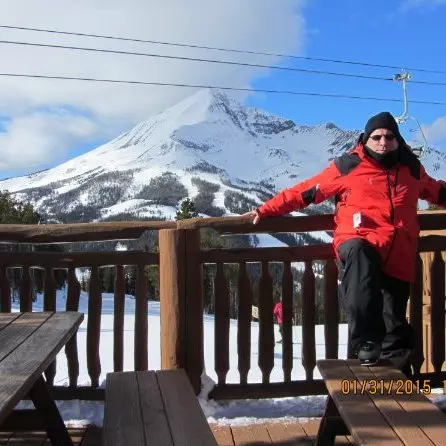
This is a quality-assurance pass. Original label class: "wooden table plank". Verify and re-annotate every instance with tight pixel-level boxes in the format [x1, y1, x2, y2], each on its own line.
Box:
[157, 369, 217, 446]
[104, 372, 151, 446]
[348, 361, 435, 446]
[0, 312, 83, 425]
[367, 363, 446, 446]
[0, 313, 51, 362]
[231, 425, 272, 445]
[0, 313, 21, 332]
[210, 425, 234, 446]
[137, 371, 174, 446]
[317, 359, 404, 445]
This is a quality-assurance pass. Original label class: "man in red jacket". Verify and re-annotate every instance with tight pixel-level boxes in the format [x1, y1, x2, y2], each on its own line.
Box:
[243, 112, 446, 372]
[273, 300, 283, 343]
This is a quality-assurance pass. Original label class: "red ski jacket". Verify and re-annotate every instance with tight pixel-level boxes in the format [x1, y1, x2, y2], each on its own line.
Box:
[257, 143, 446, 282]
[273, 302, 283, 324]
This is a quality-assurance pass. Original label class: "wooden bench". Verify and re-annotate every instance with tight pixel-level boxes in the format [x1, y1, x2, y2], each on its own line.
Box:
[316, 359, 446, 445]
[103, 369, 217, 446]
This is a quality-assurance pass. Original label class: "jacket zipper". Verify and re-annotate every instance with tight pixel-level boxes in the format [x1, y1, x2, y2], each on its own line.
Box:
[386, 170, 395, 224]
[383, 169, 398, 267]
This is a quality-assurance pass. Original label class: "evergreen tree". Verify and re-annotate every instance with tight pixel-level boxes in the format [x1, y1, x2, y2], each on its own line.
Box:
[103, 267, 115, 293]
[176, 198, 198, 220]
[80, 275, 88, 292]
[0, 191, 41, 308]
[125, 266, 137, 295]
[146, 265, 160, 300]
[0, 190, 41, 224]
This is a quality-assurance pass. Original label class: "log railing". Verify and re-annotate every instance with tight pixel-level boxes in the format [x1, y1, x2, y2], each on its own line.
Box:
[200, 236, 446, 400]
[0, 211, 445, 401]
[0, 250, 158, 397]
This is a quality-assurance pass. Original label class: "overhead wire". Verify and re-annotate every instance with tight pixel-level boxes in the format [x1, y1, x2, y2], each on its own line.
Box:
[0, 39, 396, 83]
[1, 72, 445, 106]
[0, 26, 445, 106]
[1, 23, 445, 75]
[1, 39, 446, 87]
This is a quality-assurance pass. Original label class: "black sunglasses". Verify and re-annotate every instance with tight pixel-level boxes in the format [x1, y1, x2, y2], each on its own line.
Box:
[369, 134, 396, 142]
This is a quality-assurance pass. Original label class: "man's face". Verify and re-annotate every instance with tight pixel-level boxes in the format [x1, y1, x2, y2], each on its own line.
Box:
[366, 128, 399, 154]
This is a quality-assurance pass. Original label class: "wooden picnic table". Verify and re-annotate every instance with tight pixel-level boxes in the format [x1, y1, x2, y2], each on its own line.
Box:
[0, 311, 84, 446]
[317, 359, 446, 445]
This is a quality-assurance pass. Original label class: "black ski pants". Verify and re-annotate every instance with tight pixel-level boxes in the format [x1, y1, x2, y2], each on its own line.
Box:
[338, 238, 415, 356]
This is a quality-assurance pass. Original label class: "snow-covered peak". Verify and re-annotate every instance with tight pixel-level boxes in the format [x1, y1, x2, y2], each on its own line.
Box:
[2, 88, 445, 235]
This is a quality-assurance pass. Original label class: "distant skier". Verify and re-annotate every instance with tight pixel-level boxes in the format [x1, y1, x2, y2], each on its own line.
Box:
[243, 112, 446, 373]
[273, 300, 283, 343]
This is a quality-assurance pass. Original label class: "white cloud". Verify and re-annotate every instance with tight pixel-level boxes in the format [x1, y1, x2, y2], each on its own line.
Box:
[0, 0, 306, 173]
[421, 116, 446, 143]
[0, 110, 106, 170]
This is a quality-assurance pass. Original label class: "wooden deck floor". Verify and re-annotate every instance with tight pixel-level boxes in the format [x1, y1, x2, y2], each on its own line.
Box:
[0, 420, 355, 445]
[210, 420, 353, 445]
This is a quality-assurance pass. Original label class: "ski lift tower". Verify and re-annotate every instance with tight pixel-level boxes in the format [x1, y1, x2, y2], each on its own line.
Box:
[393, 71, 428, 157]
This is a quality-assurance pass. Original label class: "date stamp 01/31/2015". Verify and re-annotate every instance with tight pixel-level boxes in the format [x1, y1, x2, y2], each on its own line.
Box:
[340, 379, 446, 396]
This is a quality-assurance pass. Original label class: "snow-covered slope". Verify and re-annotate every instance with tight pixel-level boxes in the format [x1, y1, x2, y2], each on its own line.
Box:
[2, 89, 445, 242]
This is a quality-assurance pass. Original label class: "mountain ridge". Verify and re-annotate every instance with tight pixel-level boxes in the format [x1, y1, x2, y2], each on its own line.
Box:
[2, 89, 445, 242]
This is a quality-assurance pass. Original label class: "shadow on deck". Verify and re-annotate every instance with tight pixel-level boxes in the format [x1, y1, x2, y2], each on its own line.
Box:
[0, 426, 100, 445]
[0, 419, 357, 445]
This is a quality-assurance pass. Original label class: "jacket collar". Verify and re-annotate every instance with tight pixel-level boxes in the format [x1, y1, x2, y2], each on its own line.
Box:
[350, 143, 420, 177]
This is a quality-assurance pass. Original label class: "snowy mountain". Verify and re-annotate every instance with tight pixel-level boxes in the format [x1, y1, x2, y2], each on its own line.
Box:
[2, 89, 445, 237]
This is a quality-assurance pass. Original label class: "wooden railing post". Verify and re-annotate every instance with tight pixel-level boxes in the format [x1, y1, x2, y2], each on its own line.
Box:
[410, 253, 424, 376]
[135, 263, 149, 371]
[429, 249, 445, 377]
[159, 229, 187, 371]
[113, 265, 125, 372]
[184, 229, 204, 394]
[0, 266, 11, 313]
[159, 228, 204, 394]
[65, 267, 81, 388]
[87, 266, 102, 388]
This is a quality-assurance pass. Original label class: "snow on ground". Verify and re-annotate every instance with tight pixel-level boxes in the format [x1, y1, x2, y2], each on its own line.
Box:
[11, 289, 446, 427]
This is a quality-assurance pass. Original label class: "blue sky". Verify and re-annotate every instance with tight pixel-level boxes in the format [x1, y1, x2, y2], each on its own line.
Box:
[0, 0, 445, 180]
[249, 0, 446, 133]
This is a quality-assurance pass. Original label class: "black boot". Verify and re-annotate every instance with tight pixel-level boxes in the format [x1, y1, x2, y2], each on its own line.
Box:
[358, 341, 381, 366]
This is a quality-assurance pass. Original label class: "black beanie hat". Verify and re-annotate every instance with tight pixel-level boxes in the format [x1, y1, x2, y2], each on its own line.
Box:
[362, 111, 405, 145]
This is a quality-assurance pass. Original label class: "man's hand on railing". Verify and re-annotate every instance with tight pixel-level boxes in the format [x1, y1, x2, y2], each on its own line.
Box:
[242, 209, 260, 225]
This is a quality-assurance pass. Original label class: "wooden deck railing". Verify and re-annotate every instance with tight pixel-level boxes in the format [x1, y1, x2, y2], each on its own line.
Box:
[0, 212, 445, 401]
[170, 211, 446, 398]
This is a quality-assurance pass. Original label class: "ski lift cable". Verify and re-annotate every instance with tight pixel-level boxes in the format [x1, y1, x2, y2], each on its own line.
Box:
[1, 24, 445, 74]
[3, 38, 446, 86]
[2, 72, 446, 105]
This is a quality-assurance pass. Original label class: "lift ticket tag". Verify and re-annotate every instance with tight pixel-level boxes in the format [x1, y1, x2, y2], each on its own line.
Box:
[353, 211, 362, 228]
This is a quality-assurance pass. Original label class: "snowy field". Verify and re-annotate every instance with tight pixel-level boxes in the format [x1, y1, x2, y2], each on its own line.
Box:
[11, 290, 446, 427]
